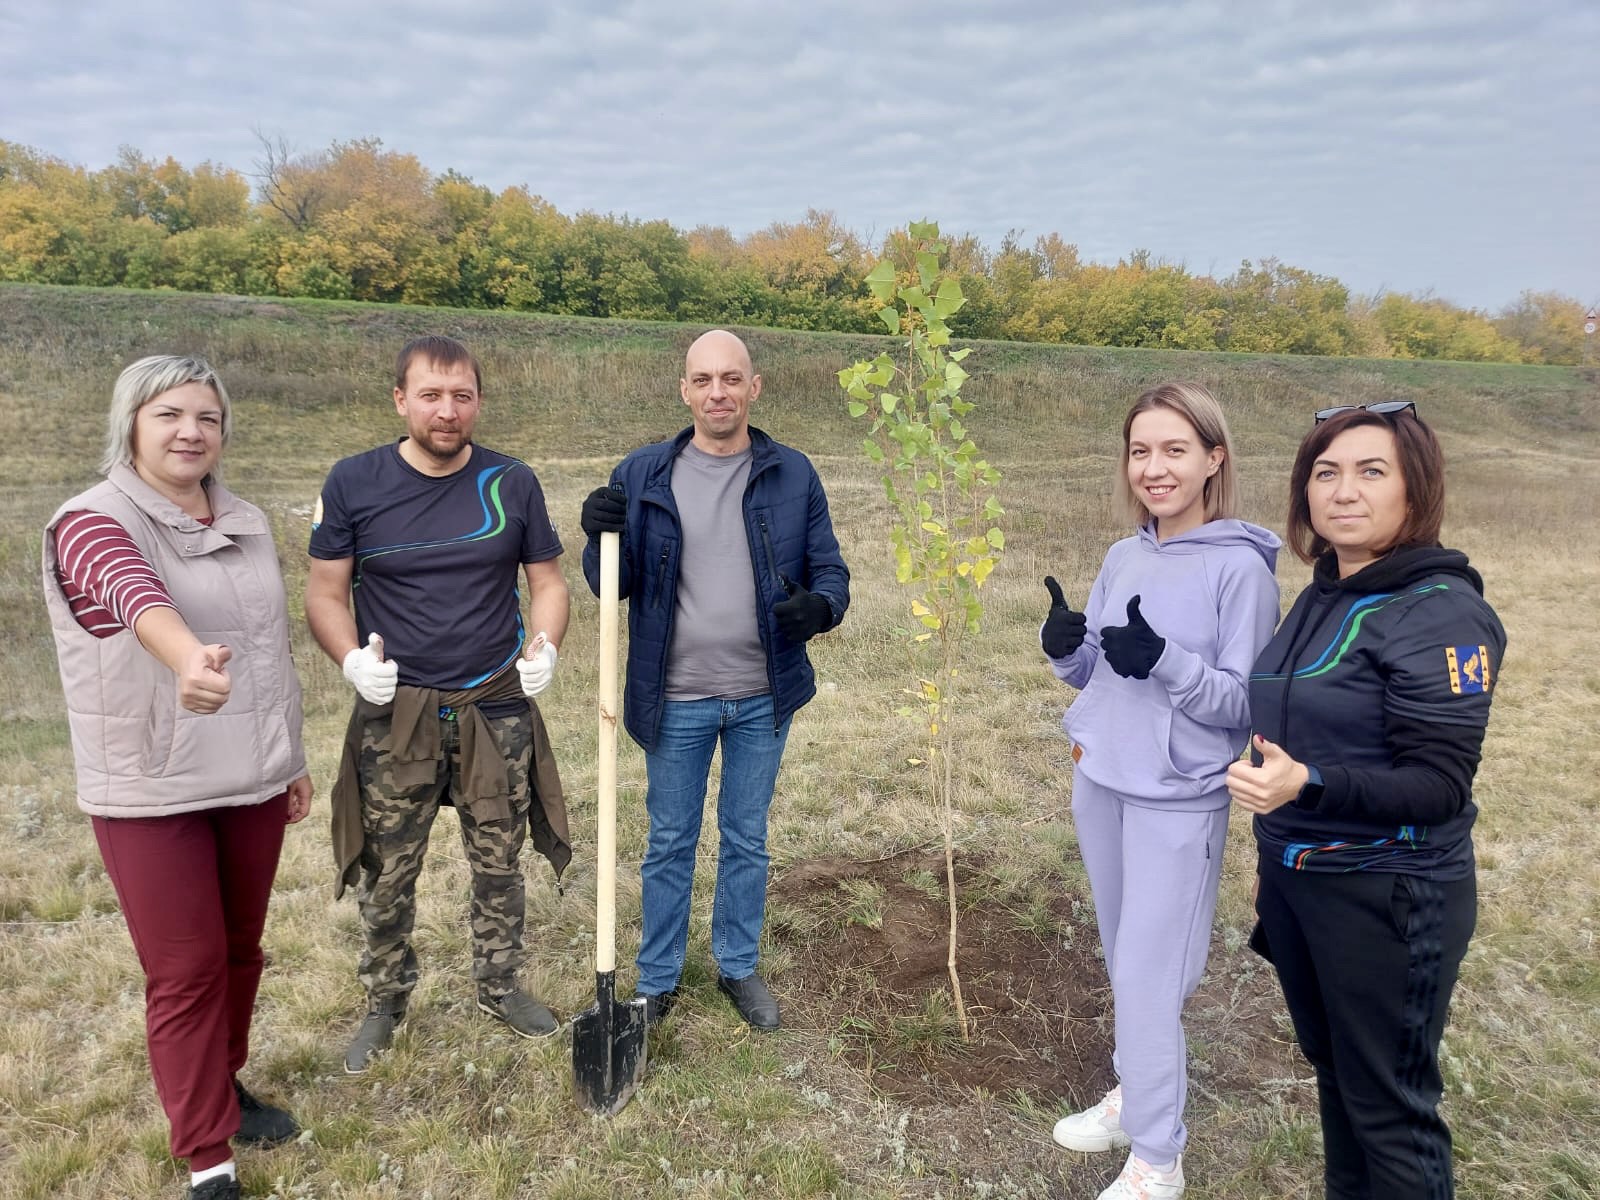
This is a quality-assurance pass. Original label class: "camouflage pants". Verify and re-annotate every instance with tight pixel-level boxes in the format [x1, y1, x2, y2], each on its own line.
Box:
[356, 708, 532, 1009]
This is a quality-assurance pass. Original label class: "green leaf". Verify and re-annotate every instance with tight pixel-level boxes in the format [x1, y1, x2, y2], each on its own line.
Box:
[945, 360, 969, 389]
[877, 306, 900, 334]
[950, 347, 972, 361]
[895, 545, 912, 582]
[847, 400, 868, 418]
[916, 250, 939, 291]
[901, 286, 929, 311]
[866, 261, 897, 305]
[973, 557, 996, 587]
[984, 496, 1004, 519]
[986, 527, 1005, 549]
[934, 276, 964, 308]
[881, 393, 898, 414]
[908, 220, 940, 240]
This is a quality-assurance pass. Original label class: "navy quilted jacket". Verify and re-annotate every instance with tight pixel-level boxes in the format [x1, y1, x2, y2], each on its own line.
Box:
[582, 426, 851, 752]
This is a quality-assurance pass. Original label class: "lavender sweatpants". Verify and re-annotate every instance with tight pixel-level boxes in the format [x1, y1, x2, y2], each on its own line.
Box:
[1071, 770, 1229, 1166]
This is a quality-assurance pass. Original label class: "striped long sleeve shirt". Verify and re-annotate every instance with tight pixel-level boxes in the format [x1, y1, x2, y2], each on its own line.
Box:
[53, 510, 178, 638]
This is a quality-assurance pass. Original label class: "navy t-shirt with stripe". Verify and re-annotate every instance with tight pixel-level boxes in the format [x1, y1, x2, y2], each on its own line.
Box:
[310, 441, 562, 689]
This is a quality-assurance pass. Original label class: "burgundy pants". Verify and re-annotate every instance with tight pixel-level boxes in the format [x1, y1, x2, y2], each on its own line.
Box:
[92, 792, 287, 1170]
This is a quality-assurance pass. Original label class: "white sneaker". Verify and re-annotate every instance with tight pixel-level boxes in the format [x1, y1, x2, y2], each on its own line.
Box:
[1052, 1085, 1133, 1152]
[1097, 1152, 1185, 1199]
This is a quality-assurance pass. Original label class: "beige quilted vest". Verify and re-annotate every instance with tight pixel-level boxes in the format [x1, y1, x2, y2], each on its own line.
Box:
[42, 464, 307, 817]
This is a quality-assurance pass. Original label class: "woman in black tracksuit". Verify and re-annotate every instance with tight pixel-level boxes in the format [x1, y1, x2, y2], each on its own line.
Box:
[1227, 403, 1505, 1200]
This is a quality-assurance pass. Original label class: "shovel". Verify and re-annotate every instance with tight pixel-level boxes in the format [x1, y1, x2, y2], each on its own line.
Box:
[572, 523, 647, 1115]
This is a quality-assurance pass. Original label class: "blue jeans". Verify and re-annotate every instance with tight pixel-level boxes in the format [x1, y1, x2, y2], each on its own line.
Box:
[637, 695, 791, 995]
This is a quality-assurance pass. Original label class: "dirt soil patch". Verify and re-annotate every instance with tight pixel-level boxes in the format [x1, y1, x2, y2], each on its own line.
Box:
[769, 850, 1300, 1110]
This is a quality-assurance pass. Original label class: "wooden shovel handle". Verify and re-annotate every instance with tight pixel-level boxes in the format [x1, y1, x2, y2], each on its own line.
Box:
[595, 530, 621, 974]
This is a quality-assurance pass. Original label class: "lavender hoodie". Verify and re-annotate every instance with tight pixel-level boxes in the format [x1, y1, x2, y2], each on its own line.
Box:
[1049, 519, 1281, 809]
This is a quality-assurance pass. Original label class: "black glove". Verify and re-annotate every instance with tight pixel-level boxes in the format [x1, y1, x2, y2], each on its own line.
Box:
[773, 577, 832, 643]
[1100, 595, 1165, 680]
[1040, 575, 1087, 658]
[580, 484, 626, 536]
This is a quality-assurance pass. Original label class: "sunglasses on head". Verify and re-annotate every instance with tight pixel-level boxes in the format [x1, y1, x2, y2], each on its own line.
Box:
[1313, 400, 1418, 424]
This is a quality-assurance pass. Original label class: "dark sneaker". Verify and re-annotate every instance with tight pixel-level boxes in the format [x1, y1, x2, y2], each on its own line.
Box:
[344, 1008, 404, 1075]
[188, 1176, 240, 1199]
[641, 987, 680, 1026]
[478, 988, 559, 1038]
[716, 972, 780, 1030]
[233, 1078, 299, 1146]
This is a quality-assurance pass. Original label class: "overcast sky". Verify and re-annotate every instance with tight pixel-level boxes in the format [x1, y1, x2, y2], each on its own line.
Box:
[4, 0, 1596, 311]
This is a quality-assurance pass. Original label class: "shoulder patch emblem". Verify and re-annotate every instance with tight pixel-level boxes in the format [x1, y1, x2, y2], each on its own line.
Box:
[1445, 645, 1492, 695]
[311, 494, 324, 531]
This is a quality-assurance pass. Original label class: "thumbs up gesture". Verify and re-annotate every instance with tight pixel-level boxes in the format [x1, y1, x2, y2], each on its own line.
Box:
[343, 631, 399, 705]
[179, 642, 233, 714]
[1100, 595, 1165, 679]
[1040, 575, 1087, 658]
[517, 631, 559, 698]
[1226, 734, 1310, 814]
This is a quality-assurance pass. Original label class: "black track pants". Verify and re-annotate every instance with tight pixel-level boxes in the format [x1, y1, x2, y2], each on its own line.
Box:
[1255, 857, 1476, 1200]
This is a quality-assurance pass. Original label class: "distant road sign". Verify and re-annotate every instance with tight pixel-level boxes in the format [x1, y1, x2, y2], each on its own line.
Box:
[1587, 321, 1597, 336]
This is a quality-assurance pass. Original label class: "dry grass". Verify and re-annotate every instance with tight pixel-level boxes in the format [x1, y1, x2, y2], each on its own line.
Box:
[1, 283, 1597, 1198]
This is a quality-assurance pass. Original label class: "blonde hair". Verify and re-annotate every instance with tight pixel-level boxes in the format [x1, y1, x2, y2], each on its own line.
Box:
[1113, 382, 1239, 526]
[101, 355, 232, 477]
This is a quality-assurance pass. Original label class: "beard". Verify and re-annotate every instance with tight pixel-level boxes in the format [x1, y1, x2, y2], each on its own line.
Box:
[411, 426, 472, 463]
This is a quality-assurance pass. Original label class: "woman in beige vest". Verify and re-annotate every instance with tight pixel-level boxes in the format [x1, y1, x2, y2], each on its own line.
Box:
[42, 355, 311, 1200]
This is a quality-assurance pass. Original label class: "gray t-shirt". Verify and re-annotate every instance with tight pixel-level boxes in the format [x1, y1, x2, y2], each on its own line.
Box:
[663, 443, 769, 701]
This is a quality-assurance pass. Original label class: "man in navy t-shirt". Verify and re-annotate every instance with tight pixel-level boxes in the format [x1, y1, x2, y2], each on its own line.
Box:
[306, 335, 571, 1074]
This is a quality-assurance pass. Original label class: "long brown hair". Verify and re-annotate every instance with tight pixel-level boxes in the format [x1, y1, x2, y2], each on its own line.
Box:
[1286, 407, 1446, 564]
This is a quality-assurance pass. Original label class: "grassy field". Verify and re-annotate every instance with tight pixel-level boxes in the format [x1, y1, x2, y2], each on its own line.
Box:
[1, 282, 1597, 1199]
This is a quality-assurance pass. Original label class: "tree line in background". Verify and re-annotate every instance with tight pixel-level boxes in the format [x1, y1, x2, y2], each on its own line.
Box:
[0, 137, 1590, 365]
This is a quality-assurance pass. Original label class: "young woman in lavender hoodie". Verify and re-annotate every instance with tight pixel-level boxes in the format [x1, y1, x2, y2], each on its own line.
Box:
[1041, 382, 1281, 1200]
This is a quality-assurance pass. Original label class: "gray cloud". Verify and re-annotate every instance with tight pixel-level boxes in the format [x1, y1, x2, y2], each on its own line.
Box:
[2, 0, 1595, 309]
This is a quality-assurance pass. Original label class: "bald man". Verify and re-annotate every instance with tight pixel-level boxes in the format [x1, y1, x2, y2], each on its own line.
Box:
[580, 330, 850, 1030]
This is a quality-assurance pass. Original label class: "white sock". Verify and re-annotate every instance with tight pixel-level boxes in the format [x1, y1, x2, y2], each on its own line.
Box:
[191, 1161, 236, 1186]
[1142, 1157, 1177, 1174]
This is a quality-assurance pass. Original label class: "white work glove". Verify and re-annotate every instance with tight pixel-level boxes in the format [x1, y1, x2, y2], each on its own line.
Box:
[342, 632, 398, 705]
[517, 632, 558, 699]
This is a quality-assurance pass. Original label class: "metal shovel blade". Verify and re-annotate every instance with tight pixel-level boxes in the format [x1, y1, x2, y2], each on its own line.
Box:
[572, 969, 647, 1115]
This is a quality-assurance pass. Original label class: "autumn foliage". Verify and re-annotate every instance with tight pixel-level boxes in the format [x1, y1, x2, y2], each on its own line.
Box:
[0, 138, 1587, 364]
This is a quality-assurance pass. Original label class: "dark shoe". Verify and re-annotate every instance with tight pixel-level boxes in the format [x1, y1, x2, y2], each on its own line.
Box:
[233, 1078, 299, 1146]
[478, 988, 559, 1038]
[188, 1176, 240, 1199]
[717, 972, 780, 1030]
[641, 987, 679, 1026]
[344, 1008, 404, 1075]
